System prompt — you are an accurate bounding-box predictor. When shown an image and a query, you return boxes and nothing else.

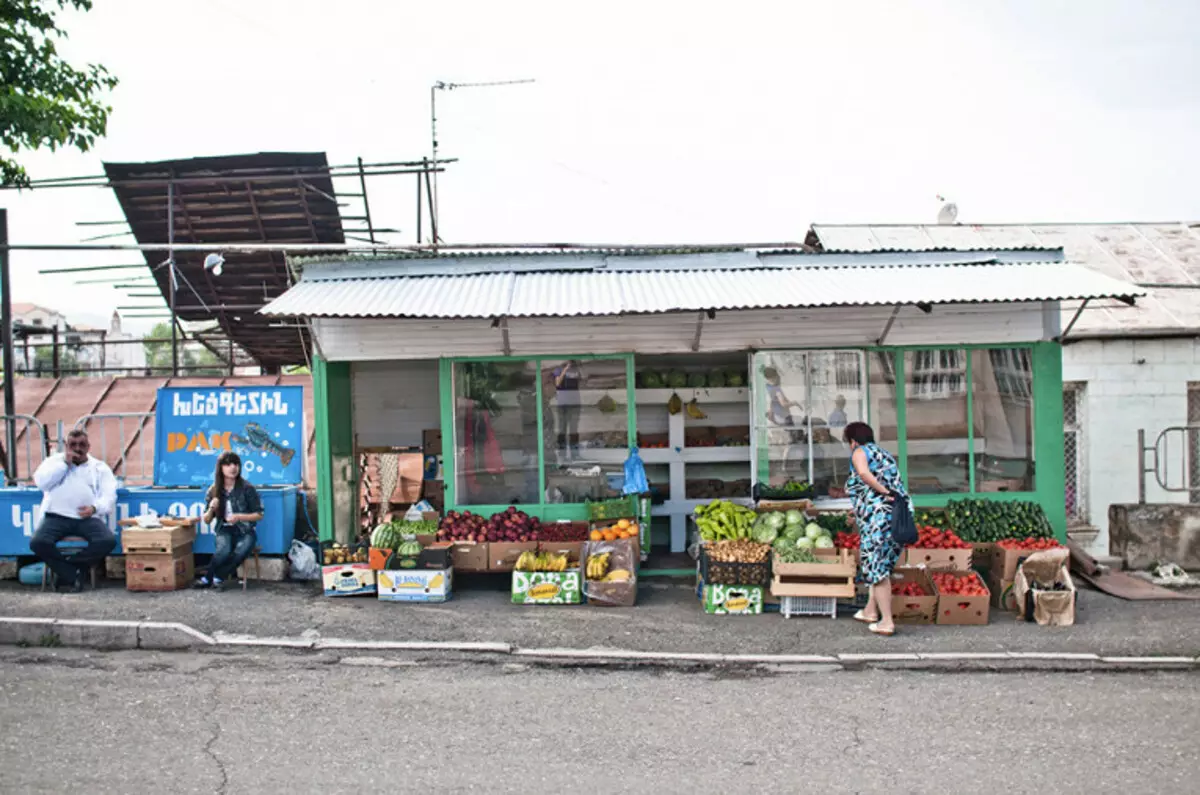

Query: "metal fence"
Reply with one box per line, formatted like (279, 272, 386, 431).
(1138, 424, 1200, 503)
(73, 413, 156, 485)
(0, 414, 51, 485)
(1063, 384, 1086, 522)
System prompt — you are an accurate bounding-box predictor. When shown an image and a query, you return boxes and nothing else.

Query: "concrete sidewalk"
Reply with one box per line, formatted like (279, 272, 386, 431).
(1, 574, 1198, 661)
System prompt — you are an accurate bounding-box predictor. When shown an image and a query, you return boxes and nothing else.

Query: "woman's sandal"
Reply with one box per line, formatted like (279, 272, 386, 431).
(853, 610, 878, 624)
(868, 622, 895, 637)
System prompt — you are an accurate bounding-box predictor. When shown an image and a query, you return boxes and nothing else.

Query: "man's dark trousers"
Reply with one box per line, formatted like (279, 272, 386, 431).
(30, 513, 117, 585)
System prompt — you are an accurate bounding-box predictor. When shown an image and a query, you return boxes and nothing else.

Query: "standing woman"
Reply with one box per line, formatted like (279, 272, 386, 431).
(196, 452, 263, 590)
(843, 422, 907, 636)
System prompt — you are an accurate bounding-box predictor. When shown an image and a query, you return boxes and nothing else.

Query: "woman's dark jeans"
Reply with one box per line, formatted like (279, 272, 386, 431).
(208, 528, 257, 581)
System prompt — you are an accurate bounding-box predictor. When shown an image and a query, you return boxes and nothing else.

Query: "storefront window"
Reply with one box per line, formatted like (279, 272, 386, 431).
(453, 361, 540, 505)
(971, 348, 1035, 492)
(541, 358, 629, 503)
(866, 351, 902, 458)
(903, 349, 970, 494)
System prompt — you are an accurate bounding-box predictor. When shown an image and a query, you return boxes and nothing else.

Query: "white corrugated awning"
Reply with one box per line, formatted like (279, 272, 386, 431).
(263, 259, 1142, 319)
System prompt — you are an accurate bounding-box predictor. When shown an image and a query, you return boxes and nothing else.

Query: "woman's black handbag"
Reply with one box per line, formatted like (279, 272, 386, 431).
(890, 490, 918, 546)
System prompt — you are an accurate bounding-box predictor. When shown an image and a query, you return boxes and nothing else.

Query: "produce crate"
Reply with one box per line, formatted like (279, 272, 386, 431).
(932, 570, 991, 626)
(377, 568, 451, 603)
(119, 523, 197, 554)
(780, 595, 838, 618)
(770, 551, 856, 599)
(971, 542, 995, 571)
(754, 482, 815, 501)
(702, 583, 764, 615)
(890, 568, 938, 625)
(586, 494, 640, 522)
(755, 499, 814, 515)
(322, 563, 376, 597)
(512, 569, 583, 604)
(904, 546, 973, 571)
(699, 546, 771, 588)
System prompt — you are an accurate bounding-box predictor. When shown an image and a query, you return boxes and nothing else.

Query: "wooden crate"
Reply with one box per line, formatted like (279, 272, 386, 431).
(770, 550, 856, 598)
(119, 524, 197, 555)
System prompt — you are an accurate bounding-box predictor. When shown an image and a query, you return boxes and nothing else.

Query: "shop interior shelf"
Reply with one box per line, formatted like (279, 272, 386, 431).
(562, 387, 749, 405)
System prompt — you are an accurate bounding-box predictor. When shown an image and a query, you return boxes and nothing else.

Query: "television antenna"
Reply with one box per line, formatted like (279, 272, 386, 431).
(936, 194, 959, 225)
(430, 78, 536, 245)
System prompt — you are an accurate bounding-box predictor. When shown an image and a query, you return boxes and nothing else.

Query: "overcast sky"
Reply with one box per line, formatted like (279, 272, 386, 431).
(3, 0, 1198, 333)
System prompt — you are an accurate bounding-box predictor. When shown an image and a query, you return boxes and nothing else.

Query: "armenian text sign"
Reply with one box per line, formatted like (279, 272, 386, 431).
(154, 386, 304, 487)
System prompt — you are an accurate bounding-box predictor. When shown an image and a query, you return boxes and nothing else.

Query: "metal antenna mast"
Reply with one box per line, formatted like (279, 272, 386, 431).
(430, 78, 535, 246)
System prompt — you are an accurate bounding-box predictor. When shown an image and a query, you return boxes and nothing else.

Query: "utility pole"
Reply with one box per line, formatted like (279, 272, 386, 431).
(167, 180, 178, 376)
(0, 209, 15, 482)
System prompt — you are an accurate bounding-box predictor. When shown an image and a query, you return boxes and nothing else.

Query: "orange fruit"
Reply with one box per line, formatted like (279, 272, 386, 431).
(590, 530, 602, 542)
(617, 519, 631, 530)
(603, 530, 617, 542)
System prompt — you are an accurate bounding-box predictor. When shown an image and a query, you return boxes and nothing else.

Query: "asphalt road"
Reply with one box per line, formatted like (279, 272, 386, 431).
(0, 647, 1196, 794)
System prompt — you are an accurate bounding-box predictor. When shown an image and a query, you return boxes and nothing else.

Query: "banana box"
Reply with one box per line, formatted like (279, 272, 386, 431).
(322, 563, 376, 597)
(378, 568, 452, 603)
(702, 583, 764, 615)
(512, 569, 583, 604)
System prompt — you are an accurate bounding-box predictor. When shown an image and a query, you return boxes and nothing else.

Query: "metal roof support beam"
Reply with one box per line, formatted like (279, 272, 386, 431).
(691, 309, 715, 352)
(1057, 298, 1090, 343)
(491, 316, 511, 356)
(876, 305, 902, 346)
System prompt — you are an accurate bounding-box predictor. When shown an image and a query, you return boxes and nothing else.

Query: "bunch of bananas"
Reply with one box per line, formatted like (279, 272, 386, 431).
(667, 393, 683, 416)
(586, 552, 611, 580)
(686, 398, 707, 419)
(515, 551, 570, 572)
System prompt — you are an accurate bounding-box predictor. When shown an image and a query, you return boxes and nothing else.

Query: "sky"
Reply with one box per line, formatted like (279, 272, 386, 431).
(3, 0, 1199, 334)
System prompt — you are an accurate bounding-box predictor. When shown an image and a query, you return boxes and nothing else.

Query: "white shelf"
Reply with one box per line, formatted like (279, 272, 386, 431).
(679, 446, 751, 463)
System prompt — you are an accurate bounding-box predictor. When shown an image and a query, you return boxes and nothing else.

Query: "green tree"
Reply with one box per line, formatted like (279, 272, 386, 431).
(1, 0, 119, 186)
(144, 322, 226, 375)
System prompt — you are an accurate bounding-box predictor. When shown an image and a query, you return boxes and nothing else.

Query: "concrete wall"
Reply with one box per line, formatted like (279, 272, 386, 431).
(1063, 337, 1199, 553)
(1109, 503, 1200, 570)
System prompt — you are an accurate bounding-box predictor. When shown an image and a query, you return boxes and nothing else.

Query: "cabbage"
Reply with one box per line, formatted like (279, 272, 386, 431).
(785, 509, 806, 526)
(804, 523, 825, 540)
(795, 537, 815, 550)
(784, 525, 805, 542)
(773, 537, 793, 552)
(814, 535, 835, 549)
(751, 523, 779, 544)
(764, 512, 786, 531)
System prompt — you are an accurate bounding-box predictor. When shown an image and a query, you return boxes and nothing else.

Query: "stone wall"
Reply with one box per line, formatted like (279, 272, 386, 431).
(1109, 503, 1200, 570)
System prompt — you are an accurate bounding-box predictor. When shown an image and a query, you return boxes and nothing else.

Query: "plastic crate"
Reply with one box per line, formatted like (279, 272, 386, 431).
(754, 482, 815, 501)
(586, 494, 640, 522)
(780, 595, 838, 619)
(699, 546, 771, 588)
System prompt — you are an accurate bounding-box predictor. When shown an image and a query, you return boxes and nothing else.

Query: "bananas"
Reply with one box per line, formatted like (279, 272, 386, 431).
(516, 551, 570, 572)
(586, 552, 611, 580)
(605, 569, 632, 582)
(685, 398, 707, 419)
(667, 392, 683, 415)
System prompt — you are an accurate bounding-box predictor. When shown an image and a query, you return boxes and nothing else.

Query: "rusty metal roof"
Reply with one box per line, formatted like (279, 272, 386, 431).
(261, 252, 1142, 319)
(810, 223, 1200, 336)
(104, 152, 347, 367)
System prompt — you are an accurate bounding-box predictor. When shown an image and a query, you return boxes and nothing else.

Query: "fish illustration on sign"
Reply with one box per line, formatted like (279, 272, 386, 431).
(231, 422, 296, 467)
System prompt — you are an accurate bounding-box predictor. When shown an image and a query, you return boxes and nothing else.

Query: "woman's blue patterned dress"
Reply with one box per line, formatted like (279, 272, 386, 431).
(846, 443, 908, 585)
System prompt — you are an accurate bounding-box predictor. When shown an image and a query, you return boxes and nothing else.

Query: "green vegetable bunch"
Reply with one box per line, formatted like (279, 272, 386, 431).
(694, 499, 756, 541)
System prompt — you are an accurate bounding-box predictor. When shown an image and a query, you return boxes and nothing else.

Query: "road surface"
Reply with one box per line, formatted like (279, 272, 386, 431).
(0, 647, 1195, 793)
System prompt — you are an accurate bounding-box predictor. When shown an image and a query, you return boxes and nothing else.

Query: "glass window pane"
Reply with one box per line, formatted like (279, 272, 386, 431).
(453, 361, 539, 505)
(903, 349, 970, 494)
(866, 351, 902, 458)
(542, 358, 628, 503)
(972, 348, 1035, 492)
(808, 351, 867, 497)
(754, 352, 811, 487)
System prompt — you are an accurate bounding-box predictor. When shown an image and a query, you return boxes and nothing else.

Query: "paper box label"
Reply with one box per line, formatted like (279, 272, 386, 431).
(703, 583, 764, 615)
(378, 568, 452, 602)
(512, 570, 582, 604)
(322, 563, 376, 596)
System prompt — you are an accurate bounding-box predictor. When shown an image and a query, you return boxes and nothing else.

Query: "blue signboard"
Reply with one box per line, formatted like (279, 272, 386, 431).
(154, 386, 304, 487)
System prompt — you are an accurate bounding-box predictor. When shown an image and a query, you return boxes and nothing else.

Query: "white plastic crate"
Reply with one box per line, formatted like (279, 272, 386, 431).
(780, 595, 838, 619)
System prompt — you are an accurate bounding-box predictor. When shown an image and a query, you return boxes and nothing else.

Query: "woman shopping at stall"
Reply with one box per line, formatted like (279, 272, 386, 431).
(843, 422, 907, 636)
(195, 452, 263, 590)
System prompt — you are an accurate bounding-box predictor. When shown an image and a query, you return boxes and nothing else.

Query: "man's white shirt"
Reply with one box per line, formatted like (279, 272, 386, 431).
(33, 454, 118, 519)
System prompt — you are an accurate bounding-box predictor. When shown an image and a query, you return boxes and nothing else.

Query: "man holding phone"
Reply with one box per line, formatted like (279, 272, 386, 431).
(30, 429, 118, 592)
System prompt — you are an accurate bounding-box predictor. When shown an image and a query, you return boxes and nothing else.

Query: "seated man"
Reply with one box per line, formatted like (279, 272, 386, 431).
(30, 430, 118, 593)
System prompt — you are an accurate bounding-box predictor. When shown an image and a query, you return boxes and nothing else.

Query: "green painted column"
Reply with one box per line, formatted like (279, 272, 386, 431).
(313, 356, 354, 542)
(1032, 341, 1067, 539)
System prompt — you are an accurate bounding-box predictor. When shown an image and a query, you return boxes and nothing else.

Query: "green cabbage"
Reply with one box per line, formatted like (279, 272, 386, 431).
(785, 509, 806, 526)
(784, 525, 805, 542)
(751, 523, 779, 544)
(764, 512, 786, 530)
(804, 523, 825, 540)
(795, 537, 815, 550)
(814, 535, 835, 549)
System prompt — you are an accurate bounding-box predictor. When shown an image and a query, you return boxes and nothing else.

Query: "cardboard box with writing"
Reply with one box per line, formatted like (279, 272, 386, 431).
(991, 545, 1047, 581)
(890, 567, 937, 625)
(933, 571, 991, 626)
(987, 571, 1018, 612)
(126, 545, 194, 592)
(378, 568, 452, 603)
(322, 563, 376, 597)
(702, 583, 764, 615)
(512, 568, 583, 604)
(905, 546, 973, 571)
(422, 428, 442, 456)
(488, 541, 539, 572)
(971, 542, 995, 572)
(451, 542, 489, 572)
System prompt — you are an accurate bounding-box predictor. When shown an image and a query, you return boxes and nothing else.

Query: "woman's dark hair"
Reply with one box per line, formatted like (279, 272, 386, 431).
(210, 452, 245, 518)
(843, 421, 875, 445)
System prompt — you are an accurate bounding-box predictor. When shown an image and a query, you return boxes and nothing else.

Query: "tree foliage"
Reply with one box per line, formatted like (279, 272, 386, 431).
(1, 0, 118, 186)
(144, 322, 226, 375)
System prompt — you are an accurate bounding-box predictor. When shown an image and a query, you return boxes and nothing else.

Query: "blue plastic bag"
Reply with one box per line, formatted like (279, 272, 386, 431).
(623, 447, 649, 495)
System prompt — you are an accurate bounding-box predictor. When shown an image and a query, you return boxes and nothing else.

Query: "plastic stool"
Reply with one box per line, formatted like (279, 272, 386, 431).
(241, 546, 262, 591)
(40, 537, 101, 591)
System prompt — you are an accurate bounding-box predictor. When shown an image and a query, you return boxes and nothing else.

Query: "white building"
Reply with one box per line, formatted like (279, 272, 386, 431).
(11, 302, 68, 331)
(808, 222, 1200, 556)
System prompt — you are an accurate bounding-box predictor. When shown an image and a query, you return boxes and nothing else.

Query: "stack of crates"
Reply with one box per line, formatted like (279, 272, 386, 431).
(121, 522, 196, 592)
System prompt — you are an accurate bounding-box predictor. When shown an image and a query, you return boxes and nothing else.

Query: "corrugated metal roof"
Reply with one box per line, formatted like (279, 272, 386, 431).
(263, 258, 1141, 319)
(810, 223, 1200, 335)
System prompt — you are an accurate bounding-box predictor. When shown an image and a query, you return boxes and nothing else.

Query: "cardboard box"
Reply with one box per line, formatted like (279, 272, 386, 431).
(988, 572, 1017, 612)
(905, 546, 973, 571)
(702, 583, 764, 615)
(991, 545, 1040, 581)
(120, 524, 196, 554)
(322, 563, 377, 597)
(105, 555, 125, 580)
(378, 568, 452, 603)
(488, 541, 539, 572)
(451, 542, 489, 572)
(126, 546, 194, 592)
(422, 428, 442, 456)
(539, 540, 587, 565)
(1013, 548, 1076, 626)
(971, 542, 995, 571)
(585, 538, 637, 607)
(512, 569, 583, 604)
(422, 480, 445, 512)
(933, 571, 991, 625)
(890, 568, 937, 625)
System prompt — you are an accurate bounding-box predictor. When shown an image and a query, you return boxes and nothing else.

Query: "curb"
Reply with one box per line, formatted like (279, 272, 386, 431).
(3, 617, 1198, 670)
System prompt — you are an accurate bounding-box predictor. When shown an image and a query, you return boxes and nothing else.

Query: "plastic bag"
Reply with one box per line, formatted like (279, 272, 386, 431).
(404, 500, 435, 522)
(288, 539, 320, 581)
(623, 448, 649, 495)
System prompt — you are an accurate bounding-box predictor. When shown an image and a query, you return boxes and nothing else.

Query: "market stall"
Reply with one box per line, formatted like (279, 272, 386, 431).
(264, 244, 1140, 573)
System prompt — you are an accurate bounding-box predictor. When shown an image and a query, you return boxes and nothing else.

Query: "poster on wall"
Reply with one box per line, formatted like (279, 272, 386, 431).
(153, 386, 304, 487)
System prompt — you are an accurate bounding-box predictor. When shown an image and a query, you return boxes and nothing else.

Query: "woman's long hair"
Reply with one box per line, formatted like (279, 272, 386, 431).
(210, 451, 245, 520)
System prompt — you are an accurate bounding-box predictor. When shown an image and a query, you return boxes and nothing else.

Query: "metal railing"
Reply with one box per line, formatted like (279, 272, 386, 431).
(1138, 425, 1200, 502)
(73, 412, 156, 485)
(0, 414, 51, 485)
